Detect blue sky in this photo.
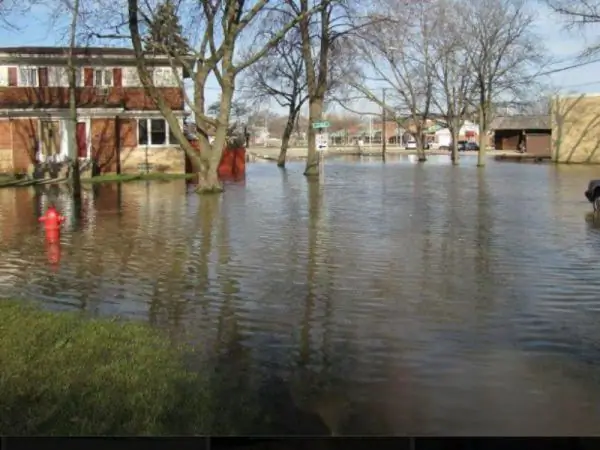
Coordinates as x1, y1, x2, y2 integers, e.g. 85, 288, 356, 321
2, 3, 600, 116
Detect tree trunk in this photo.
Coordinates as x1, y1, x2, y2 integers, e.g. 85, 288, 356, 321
415, 130, 427, 162
477, 102, 487, 167
68, 0, 81, 208
278, 104, 298, 168
304, 98, 323, 177
450, 125, 459, 165
195, 81, 234, 194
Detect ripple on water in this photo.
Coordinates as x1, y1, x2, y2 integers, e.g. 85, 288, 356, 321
2, 162, 600, 433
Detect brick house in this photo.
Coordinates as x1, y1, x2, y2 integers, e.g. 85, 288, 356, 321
0, 46, 190, 175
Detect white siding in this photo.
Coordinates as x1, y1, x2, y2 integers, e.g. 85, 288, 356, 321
153, 67, 179, 87
49, 66, 69, 87
0, 66, 7, 86
0, 65, 183, 87
123, 67, 140, 87
61, 120, 75, 158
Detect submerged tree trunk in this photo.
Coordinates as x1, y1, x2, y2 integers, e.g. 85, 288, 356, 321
415, 129, 427, 162
195, 80, 235, 194
477, 99, 488, 167
68, 0, 81, 209
278, 104, 299, 168
304, 98, 323, 176
450, 125, 459, 165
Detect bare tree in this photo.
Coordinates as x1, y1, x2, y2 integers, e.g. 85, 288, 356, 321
461, 0, 542, 167
66, 0, 82, 203
431, 0, 476, 164
0, 0, 44, 28
123, 0, 323, 193
546, 0, 600, 57
242, 25, 307, 167
347, 1, 440, 162
291, 0, 378, 176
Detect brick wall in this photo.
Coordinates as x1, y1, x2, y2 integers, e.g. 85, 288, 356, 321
118, 119, 185, 174
552, 95, 600, 163
91, 118, 118, 174
11, 118, 37, 172
0, 120, 11, 172
0, 87, 184, 110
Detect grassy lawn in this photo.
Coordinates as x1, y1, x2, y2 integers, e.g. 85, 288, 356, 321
0, 174, 16, 183
0, 301, 212, 435
82, 173, 197, 183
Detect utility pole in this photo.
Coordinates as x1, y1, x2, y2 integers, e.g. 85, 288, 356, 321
382, 88, 387, 161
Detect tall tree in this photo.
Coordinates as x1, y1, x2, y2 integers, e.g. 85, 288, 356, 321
431, 0, 476, 164
292, 0, 377, 176
546, 0, 600, 57
65, 0, 82, 207
142, 0, 190, 56
347, 1, 439, 162
126, 0, 323, 194
242, 25, 308, 167
462, 0, 542, 167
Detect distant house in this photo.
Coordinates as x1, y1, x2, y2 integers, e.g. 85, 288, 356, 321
433, 121, 479, 147
490, 115, 551, 156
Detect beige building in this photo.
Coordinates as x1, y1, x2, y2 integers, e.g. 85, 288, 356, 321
551, 93, 600, 164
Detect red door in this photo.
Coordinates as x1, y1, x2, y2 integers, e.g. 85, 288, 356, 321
76, 123, 87, 158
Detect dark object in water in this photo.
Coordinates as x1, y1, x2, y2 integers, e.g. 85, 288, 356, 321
584, 180, 600, 211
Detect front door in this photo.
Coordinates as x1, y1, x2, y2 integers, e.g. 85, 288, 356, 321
40, 120, 60, 158
76, 122, 87, 158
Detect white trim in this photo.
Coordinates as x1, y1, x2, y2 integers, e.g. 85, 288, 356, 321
0, 52, 179, 62
86, 118, 91, 159
118, 110, 188, 117
18, 66, 38, 87
93, 67, 114, 87
0, 108, 125, 119
136, 117, 181, 148
555, 93, 600, 99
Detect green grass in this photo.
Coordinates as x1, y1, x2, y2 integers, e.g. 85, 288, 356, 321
0, 300, 212, 435
0, 174, 16, 184
82, 173, 197, 183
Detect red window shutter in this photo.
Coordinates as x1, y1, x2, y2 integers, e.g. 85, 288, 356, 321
38, 67, 49, 87
113, 68, 122, 87
83, 67, 94, 87
7, 67, 17, 86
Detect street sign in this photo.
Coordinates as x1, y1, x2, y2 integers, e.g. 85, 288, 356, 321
312, 121, 330, 129
316, 133, 329, 151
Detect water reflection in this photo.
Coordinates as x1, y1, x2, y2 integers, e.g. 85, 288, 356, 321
2, 158, 600, 434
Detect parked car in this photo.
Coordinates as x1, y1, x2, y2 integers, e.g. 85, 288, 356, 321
405, 140, 417, 149
585, 180, 600, 211
448, 141, 480, 152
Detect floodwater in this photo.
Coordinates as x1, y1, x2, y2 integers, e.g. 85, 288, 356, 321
2, 154, 600, 435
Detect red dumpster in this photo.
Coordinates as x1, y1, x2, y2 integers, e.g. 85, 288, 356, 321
184, 138, 246, 180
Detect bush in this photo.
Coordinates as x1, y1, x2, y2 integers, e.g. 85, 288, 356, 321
0, 301, 211, 435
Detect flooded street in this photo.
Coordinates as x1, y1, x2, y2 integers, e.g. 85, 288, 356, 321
2, 154, 600, 435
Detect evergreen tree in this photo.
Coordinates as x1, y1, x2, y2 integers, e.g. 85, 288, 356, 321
143, 0, 190, 56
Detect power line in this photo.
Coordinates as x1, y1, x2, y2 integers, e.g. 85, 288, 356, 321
538, 57, 600, 76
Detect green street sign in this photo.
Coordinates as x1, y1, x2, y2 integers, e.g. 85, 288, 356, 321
312, 121, 330, 129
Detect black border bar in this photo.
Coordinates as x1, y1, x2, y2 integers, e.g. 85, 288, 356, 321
1, 437, 598, 450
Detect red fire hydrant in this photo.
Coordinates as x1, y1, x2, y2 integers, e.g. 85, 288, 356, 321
39, 205, 65, 244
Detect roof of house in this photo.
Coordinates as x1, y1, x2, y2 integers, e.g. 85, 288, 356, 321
0, 47, 137, 56
490, 115, 551, 130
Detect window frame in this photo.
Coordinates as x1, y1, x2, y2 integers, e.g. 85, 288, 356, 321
93, 68, 114, 87
18, 66, 39, 87
137, 118, 180, 147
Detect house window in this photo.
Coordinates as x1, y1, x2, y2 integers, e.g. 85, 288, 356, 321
94, 69, 113, 86
138, 118, 179, 146
19, 67, 38, 87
